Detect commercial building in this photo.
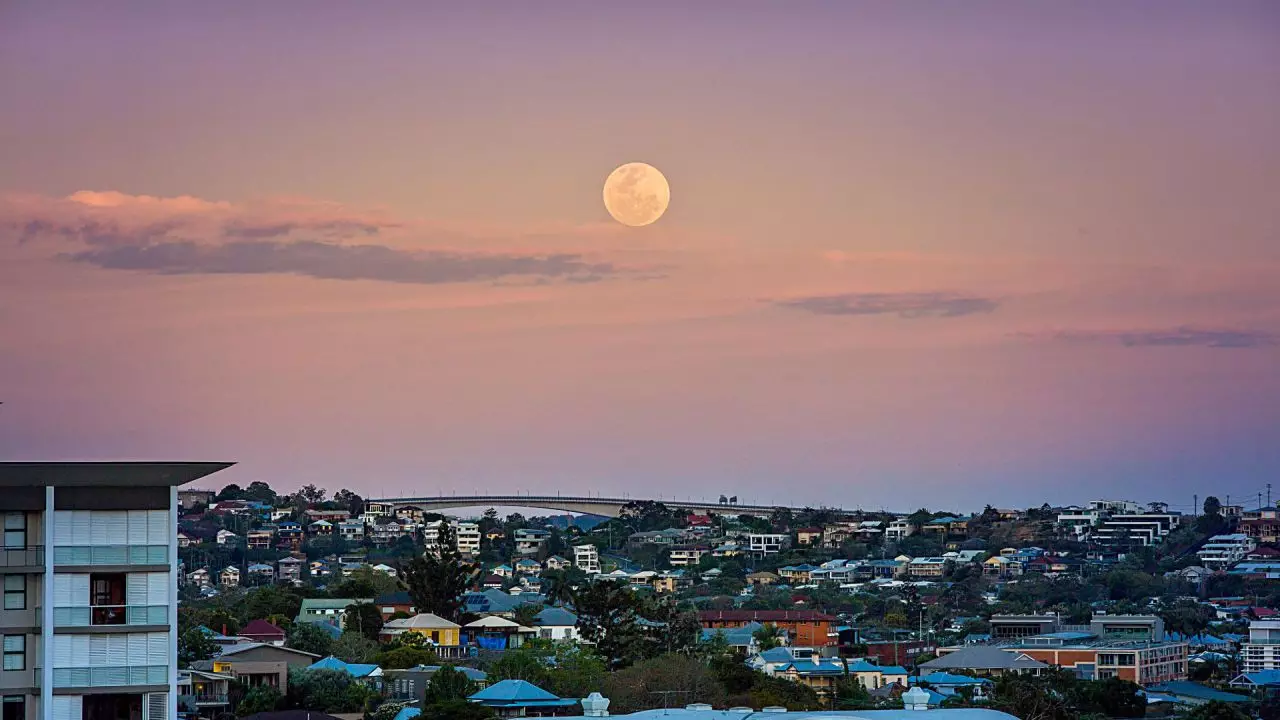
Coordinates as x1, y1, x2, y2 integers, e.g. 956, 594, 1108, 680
936, 614, 1186, 685
1, 461, 233, 720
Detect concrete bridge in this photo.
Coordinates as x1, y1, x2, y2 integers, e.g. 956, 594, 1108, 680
364, 494, 845, 519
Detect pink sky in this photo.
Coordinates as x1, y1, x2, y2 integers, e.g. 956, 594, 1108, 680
1, 2, 1278, 511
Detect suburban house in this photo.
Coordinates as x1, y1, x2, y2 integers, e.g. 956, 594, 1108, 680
246, 530, 273, 550
466, 679, 579, 718
276, 556, 304, 584
1198, 534, 1257, 570
308, 519, 334, 536
572, 544, 600, 573
219, 566, 241, 587
531, 607, 580, 642
847, 659, 909, 690
238, 619, 287, 646
746, 533, 789, 557
177, 668, 235, 719
198, 643, 319, 692
668, 546, 710, 567
216, 529, 237, 545
514, 529, 551, 555
464, 616, 537, 650
544, 555, 571, 571
378, 613, 464, 656
295, 597, 372, 626
375, 591, 416, 619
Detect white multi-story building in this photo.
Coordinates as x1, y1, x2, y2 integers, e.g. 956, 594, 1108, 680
1242, 620, 1280, 673
746, 533, 789, 557
421, 521, 481, 556
514, 529, 550, 555
884, 520, 914, 542
1056, 508, 1106, 541
1, 461, 232, 720
1197, 534, 1256, 570
453, 523, 480, 556
573, 544, 600, 574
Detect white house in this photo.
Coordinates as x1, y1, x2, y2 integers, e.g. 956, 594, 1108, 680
216, 529, 237, 545
1198, 534, 1256, 570
573, 544, 600, 573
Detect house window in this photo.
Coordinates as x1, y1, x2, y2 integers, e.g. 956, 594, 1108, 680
2, 515, 24, 549
2, 636, 24, 671
2, 696, 23, 720
2, 577, 23, 611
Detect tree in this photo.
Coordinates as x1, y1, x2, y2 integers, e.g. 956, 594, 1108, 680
376, 645, 440, 669
573, 580, 647, 668
331, 632, 380, 663
753, 623, 782, 650
1186, 701, 1251, 720
833, 676, 874, 710
235, 685, 281, 717
333, 488, 364, 516
991, 674, 1072, 720
179, 626, 219, 666
601, 654, 726, 713
513, 604, 542, 628
487, 648, 551, 686
342, 602, 384, 642
283, 668, 374, 713
1160, 598, 1215, 639
425, 666, 478, 703
287, 622, 335, 657
402, 523, 474, 621
296, 484, 326, 506
216, 484, 245, 502
1204, 496, 1222, 517
243, 481, 278, 505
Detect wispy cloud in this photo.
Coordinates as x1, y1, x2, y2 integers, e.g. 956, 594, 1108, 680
774, 292, 999, 318
67, 240, 617, 285
1023, 326, 1280, 349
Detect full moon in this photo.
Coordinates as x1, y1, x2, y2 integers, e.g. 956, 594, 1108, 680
602, 162, 670, 227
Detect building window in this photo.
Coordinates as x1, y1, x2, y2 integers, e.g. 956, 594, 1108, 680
90, 573, 126, 625
2, 515, 24, 550
2, 696, 23, 720
2, 577, 23, 611
2, 636, 24, 671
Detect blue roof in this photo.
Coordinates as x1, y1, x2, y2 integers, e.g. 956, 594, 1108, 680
759, 647, 795, 663
919, 672, 990, 686
778, 660, 846, 676
1236, 669, 1280, 686
392, 708, 420, 720
533, 607, 578, 626
308, 656, 380, 678
1146, 681, 1249, 703
412, 665, 488, 681
468, 679, 577, 707
847, 660, 907, 674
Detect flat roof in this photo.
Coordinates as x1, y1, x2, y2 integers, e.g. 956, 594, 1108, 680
0, 461, 235, 487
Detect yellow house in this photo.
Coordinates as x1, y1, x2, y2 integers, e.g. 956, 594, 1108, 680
379, 613, 462, 646
847, 659, 910, 690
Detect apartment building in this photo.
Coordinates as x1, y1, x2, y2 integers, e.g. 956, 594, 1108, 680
668, 546, 709, 568
453, 523, 481, 557
746, 533, 789, 557
1091, 513, 1182, 551
1241, 508, 1280, 545
572, 545, 599, 574
1197, 534, 1257, 570
513, 530, 550, 555
884, 520, 914, 542
1, 461, 232, 720
1242, 620, 1280, 673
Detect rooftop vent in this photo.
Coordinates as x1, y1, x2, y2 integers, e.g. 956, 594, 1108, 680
762, 707, 788, 713
728, 707, 754, 714
684, 704, 713, 711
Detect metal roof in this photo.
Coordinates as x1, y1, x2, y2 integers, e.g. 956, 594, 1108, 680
0, 461, 234, 487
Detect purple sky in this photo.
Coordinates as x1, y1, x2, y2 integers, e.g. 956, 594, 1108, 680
2, 2, 1278, 512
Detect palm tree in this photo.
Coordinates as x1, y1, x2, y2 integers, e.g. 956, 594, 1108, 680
753, 623, 783, 650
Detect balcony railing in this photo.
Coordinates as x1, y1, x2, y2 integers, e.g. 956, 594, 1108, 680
193, 694, 229, 705
52, 665, 168, 688
0, 546, 44, 567
53, 604, 169, 627
53, 545, 168, 566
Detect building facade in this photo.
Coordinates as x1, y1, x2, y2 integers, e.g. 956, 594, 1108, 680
1, 461, 232, 720
1242, 620, 1280, 673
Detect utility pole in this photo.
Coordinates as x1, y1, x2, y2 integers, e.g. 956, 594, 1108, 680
1269, 484, 1273, 508
1194, 495, 1198, 518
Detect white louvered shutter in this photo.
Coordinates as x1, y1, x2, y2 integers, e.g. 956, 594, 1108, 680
52, 575, 72, 607
128, 510, 150, 544
126, 633, 147, 666
127, 574, 149, 606
148, 510, 170, 544
148, 632, 169, 664
52, 696, 82, 720
71, 511, 93, 545
145, 693, 167, 720
52, 635, 73, 667
71, 574, 89, 605
53, 511, 72, 546
148, 573, 168, 605
88, 635, 108, 667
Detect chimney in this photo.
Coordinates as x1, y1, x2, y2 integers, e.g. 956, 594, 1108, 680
581, 692, 610, 717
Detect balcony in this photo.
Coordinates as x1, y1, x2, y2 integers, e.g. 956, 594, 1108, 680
0, 545, 43, 568
51, 665, 168, 688
53, 545, 168, 566
52, 604, 169, 627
